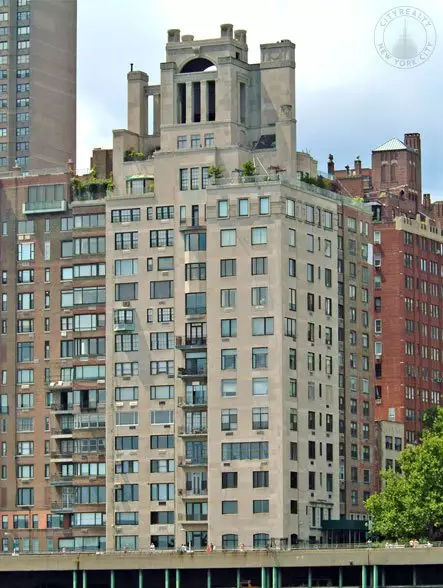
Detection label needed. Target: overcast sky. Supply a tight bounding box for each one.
[77,0,443,199]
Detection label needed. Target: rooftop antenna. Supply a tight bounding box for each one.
[130,63,134,72]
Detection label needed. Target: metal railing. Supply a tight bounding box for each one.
[0,542,440,556]
[176,336,207,347]
[208,174,368,212]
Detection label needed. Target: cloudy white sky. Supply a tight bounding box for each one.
[77,0,443,198]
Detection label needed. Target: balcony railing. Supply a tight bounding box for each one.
[176,336,207,349]
[179,457,208,467]
[183,394,207,407]
[185,307,206,316]
[178,367,207,378]
[23,200,67,214]
[178,426,208,436]
[51,428,73,436]
[51,501,75,512]
[113,322,135,332]
[50,403,74,412]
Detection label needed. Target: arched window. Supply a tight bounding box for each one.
[381,163,388,183]
[222,534,238,550]
[390,163,397,181]
[180,58,215,73]
[253,533,270,548]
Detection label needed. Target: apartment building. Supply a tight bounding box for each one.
[373,215,443,446]
[337,204,375,529]
[0,0,77,170]
[0,166,106,552]
[104,26,374,552]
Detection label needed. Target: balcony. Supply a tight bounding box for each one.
[113,321,135,332]
[185,307,206,316]
[182,489,208,499]
[51,428,73,437]
[51,451,73,460]
[23,200,67,214]
[50,403,74,414]
[180,394,208,408]
[179,221,206,232]
[178,426,208,437]
[51,501,75,513]
[176,336,207,350]
[50,475,73,486]
[177,366,207,379]
[179,457,208,467]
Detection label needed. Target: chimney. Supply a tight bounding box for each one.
[354,156,362,175]
[167,29,180,43]
[234,29,247,44]
[345,165,350,177]
[220,24,234,38]
[423,193,431,210]
[327,154,335,176]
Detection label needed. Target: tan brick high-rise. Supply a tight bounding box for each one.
[105,26,373,551]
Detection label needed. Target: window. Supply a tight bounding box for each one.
[220,259,236,277]
[115,334,139,353]
[222,501,238,515]
[61,241,73,258]
[115,232,138,250]
[251,378,269,398]
[220,289,236,308]
[16,488,34,507]
[252,317,274,336]
[251,227,268,245]
[185,262,206,281]
[115,412,139,426]
[253,471,269,488]
[17,342,33,362]
[115,283,138,301]
[285,317,297,338]
[252,407,268,429]
[114,259,138,277]
[150,332,174,350]
[222,442,268,461]
[259,197,270,215]
[252,347,268,369]
[115,362,139,377]
[150,483,174,501]
[150,460,174,474]
[16,370,33,385]
[221,319,237,338]
[220,229,236,247]
[222,472,237,489]
[221,349,237,370]
[115,484,139,502]
[221,409,237,431]
[221,379,237,398]
[185,292,206,315]
[150,386,174,400]
[253,499,269,514]
[150,280,173,299]
[150,435,174,449]
[251,286,268,306]
[17,292,34,310]
[238,199,249,216]
[217,200,229,218]
[150,229,174,247]
[251,257,267,275]
[288,258,296,277]
[17,242,34,261]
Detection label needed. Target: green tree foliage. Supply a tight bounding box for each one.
[366,409,443,540]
